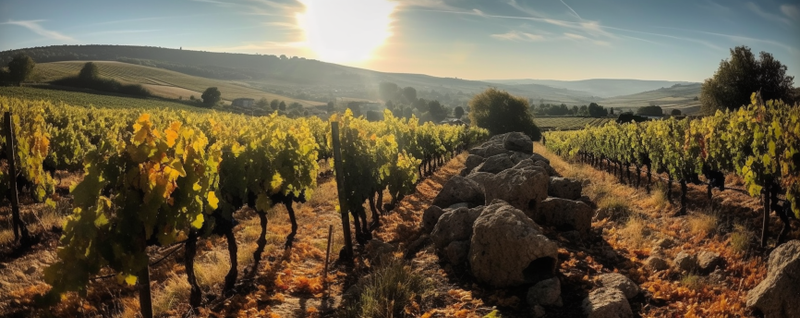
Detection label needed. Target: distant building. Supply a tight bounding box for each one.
[232,98,255,107]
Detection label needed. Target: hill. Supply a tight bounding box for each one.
[488,78,698,98]
[599,83,702,114]
[1,45,598,105]
[33,61,321,107]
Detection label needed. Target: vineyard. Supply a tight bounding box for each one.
[545,93,800,246]
[0,95,488,317]
[534,117,614,131]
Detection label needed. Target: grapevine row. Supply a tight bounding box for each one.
[0,95,488,316]
[544,93,800,247]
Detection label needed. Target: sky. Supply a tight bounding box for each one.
[0,0,798,82]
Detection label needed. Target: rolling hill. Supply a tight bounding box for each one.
[1,45,704,112]
[33,61,322,106]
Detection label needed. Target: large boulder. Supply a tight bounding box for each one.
[430,206,483,252]
[461,154,485,176]
[465,172,494,189]
[548,177,583,200]
[747,240,800,318]
[476,154,515,174]
[531,153,551,165]
[645,256,670,271]
[527,277,563,307]
[469,201,558,288]
[431,176,485,209]
[533,160,557,177]
[509,151,533,165]
[533,197,593,233]
[421,205,444,234]
[444,240,470,265]
[483,168,549,213]
[503,132,533,154]
[469,143,506,158]
[597,273,640,299]
[582,287,633,318]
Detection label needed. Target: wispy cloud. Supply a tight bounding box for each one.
[491,30,545,42]
[781,4,800,20]
[697,0,732,14]
[746,2,791,25]
[605,25,722,51]
[557,0,583,20]
[2,20,76,42]
[655,26,797,54]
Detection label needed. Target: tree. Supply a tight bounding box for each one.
[402,87,417,104]
[414,98,428,113]
[78,62,99,81]
[588,103,608,117]
[454,106,465,119]
[201,87,221,107]
[257,97,269,109]
[701,46,794,114]
[428,100,448,122]
[7,53,35,86]
[636,105,663,116]
[468,88,540,140]
[327,101,335,112]
[271,99,279,110]
[278,101,286,111]
[670,109,682,116]
[379,82,400,102]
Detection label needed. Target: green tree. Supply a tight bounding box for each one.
[379,82,400,102]
[588,102,608,117]
[636,105,663,116]
[454,106,465,119]
[402,87,417,104]
[670,109,682,116]
[201,87,221,107]
[428,100,448,122]
[327,101,335,112]
[7,53,35,86]
[278,101,286,111]
[468,88,540,140]
[701,46,794,114]
[78,62,100,81]
[256,97,269,109]
[271,99,279,110]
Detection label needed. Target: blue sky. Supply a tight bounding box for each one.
[0,0,798,82]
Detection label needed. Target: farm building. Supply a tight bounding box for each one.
[232,98,255,107]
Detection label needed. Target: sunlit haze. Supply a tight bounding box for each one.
[297,0,396,63]
[0,0,798,81]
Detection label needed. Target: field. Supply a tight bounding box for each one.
[0,86,207,110]
[34,61,323,107]
[534,116,614,131]
[600,84,702,115]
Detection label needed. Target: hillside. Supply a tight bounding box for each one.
[599,83,702,114]
[1,45,598,105]
[33,61,322,107]
[489,79,698,98]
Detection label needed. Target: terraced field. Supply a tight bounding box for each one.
[35,61,322,107]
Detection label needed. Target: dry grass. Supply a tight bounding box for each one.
[729,224,751,254]
[338,260,432,318]
[195,250,230,290]
[688,212,718,238]
[619,215,651,248]
[644,184,671,211]
[152,272,191,316]
[113,298,140,318]
[680,273,703,290]
[0,229,14,245]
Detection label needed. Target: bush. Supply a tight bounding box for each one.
[468,88,541,140]
[201,87,221,107]
[636,105,663,116]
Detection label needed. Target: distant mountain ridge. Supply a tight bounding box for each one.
[486,79,699,98]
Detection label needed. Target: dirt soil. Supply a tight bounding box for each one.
[0,143,787,317]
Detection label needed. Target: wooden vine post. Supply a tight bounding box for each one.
[330,121,354,262]
[3,112,31,246]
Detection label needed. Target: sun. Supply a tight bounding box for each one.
[297,0,397,63]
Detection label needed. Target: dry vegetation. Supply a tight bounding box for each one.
[0,141,788,317]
